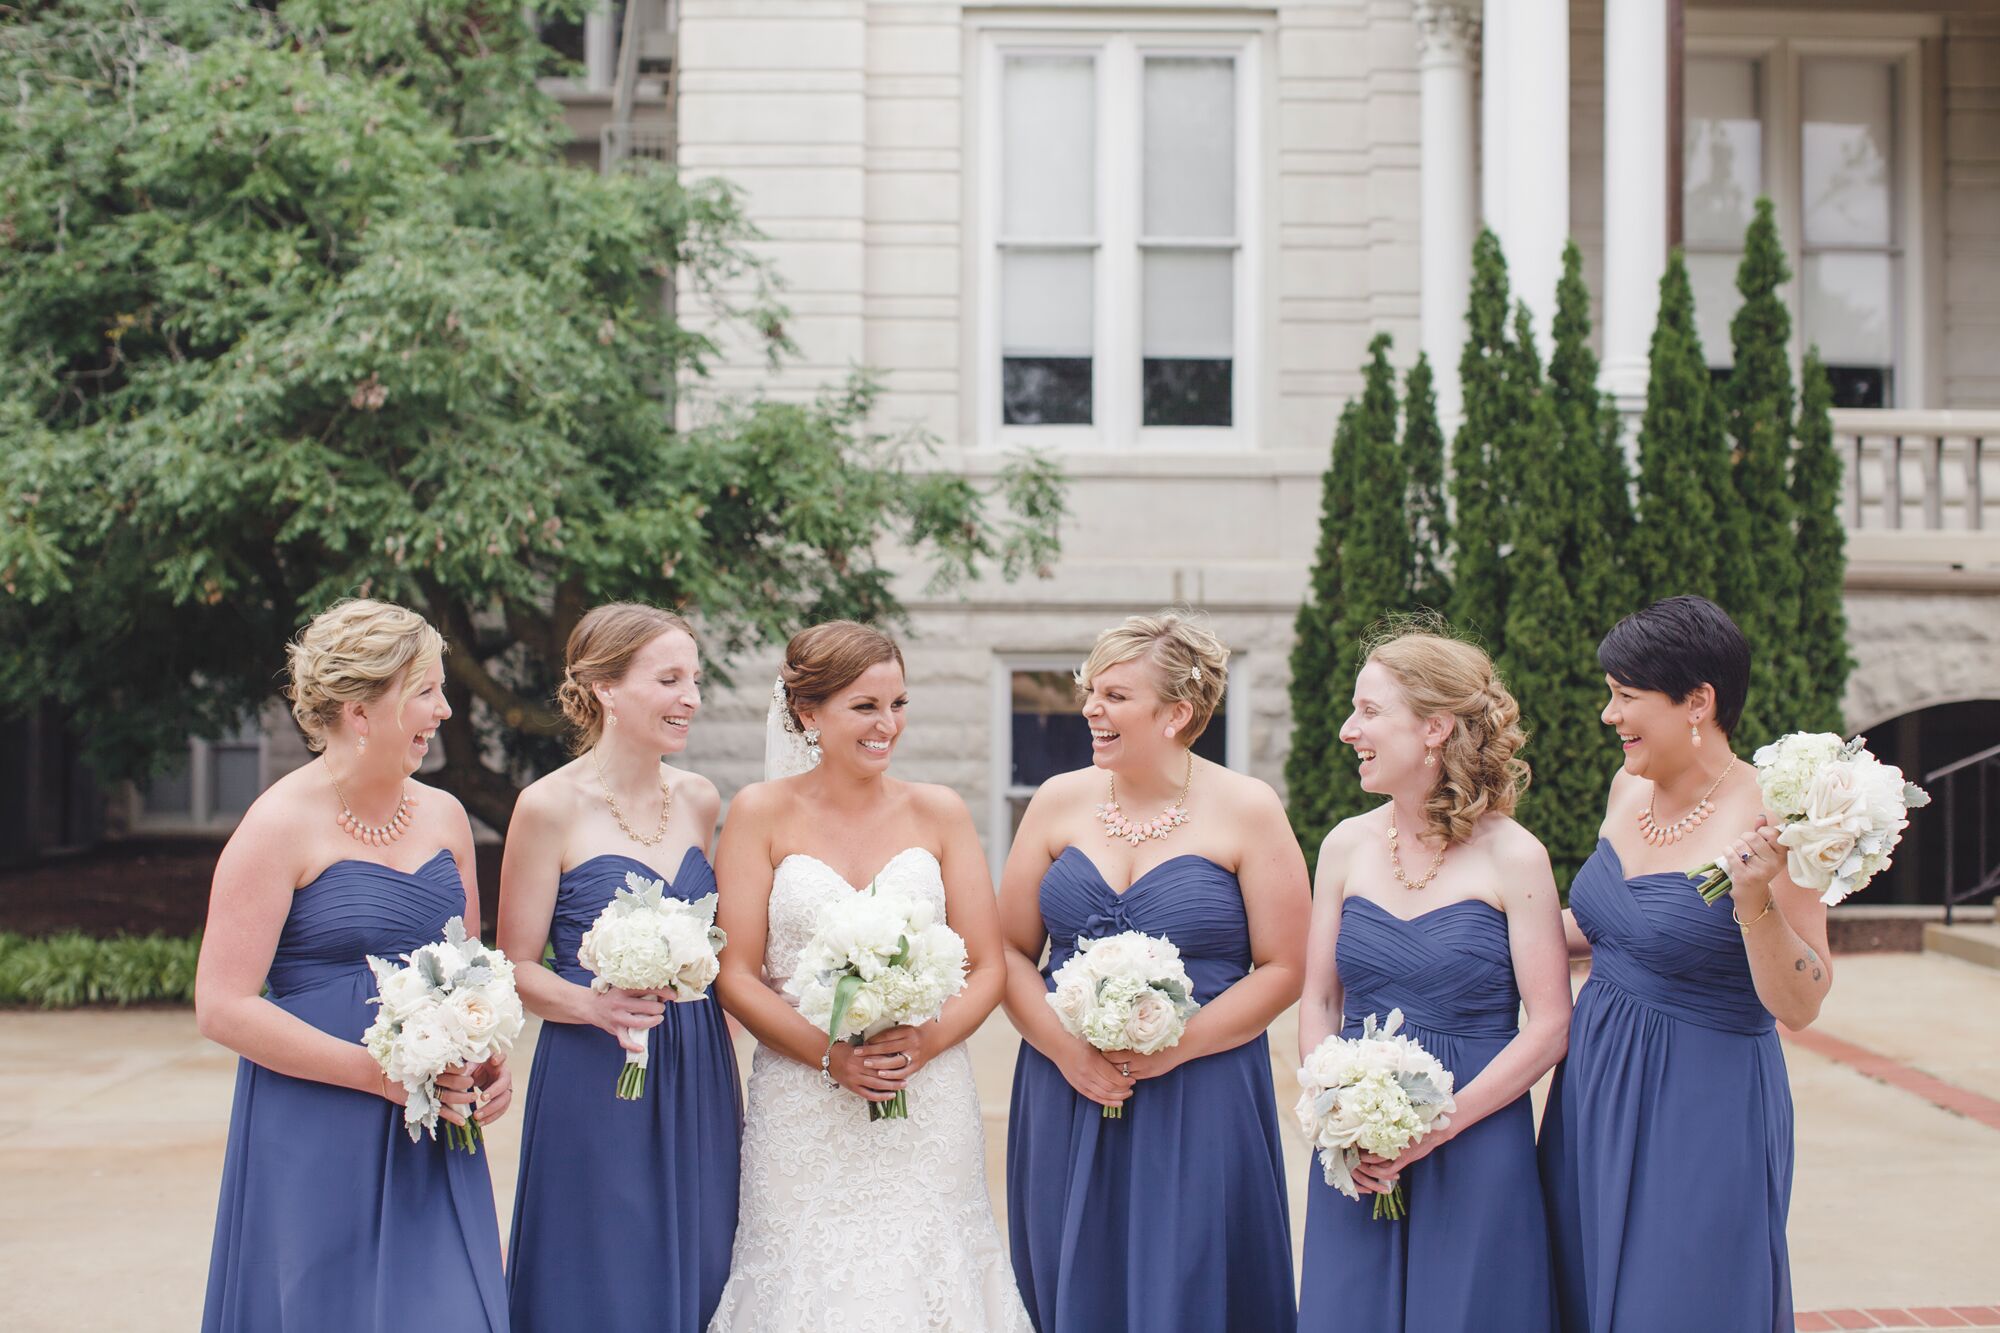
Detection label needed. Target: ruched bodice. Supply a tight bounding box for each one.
[1540,839,1794,1331]
[762,846,946,992]
[1570,838,1773,1035]
[548,847,714,985]
[1038,848,1251,1004]
[1337,897,1520,1039]
[509,843,740,1333]
[266,848,463,1011]
[204,846,505,1333]
[1009,844,1295,1332]
[1299,889,1554,1332]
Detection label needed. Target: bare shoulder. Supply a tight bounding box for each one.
[1477,814,1554,877]
[721,776,790,828]
[903,779,975,830]
[669,766,723,819]
[219,766,321,870]
[408,776,469,824]
[1037,766,1103,803]
[1204,761,1286,820]
[1319,804,1384,860]
[511,763,585,825]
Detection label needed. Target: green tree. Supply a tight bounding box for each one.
[0,0,1063,833]
[1791,349,1852,734]
[1549,240,1635,634]
[1629,253,1728,606]
[1724,199,1804,748]
[1449,230,1517,655]
[1286,402,1362,853]
[1402,353,1452,613]
[1336,335,1414,659]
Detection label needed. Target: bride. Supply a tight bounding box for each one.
[708,621,1032,1331]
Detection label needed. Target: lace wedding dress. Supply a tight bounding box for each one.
[707,847,1032,1332]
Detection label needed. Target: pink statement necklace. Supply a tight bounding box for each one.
[1637,759,1737,847]
[1096,754,1193,847]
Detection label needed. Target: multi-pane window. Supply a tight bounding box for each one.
[1683,44,1911,408]
[137,723,265,829]
[987,34,1254,444]
[1000,56,1098,426]
[1001,666,1230,842]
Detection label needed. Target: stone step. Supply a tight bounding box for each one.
[1923,921,2000,971]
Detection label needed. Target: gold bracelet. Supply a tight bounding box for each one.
[1732,897,1775,930]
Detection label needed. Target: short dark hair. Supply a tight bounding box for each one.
[1597,595,1751,736]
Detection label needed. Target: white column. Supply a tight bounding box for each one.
[1483,0,1569,355]
[1415,1,1480,425]
[1600,0,1669,414]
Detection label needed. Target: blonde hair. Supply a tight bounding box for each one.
[779,621,905,730]
[285,599,445,753]
[557,603,699,754]
[1079,610,1229,746]
[1365,626,1529,846]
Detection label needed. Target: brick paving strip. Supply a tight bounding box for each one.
[1782,1025,2000,1330]
[1795,1309,2000,1329]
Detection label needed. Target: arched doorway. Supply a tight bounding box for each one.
[1855,698,2000,908]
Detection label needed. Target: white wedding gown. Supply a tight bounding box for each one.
[707,847,1032,1332]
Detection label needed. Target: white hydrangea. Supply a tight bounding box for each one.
[1752,731,1847,817]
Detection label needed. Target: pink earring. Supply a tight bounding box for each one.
[357,733,368,755]
[1165,726,1177,739]
[1423,748,1437,767]
[1690,720,1702,747]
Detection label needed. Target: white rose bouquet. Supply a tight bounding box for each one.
[576,871,729,1099]
[1044,930,1199,1120]
[362,917,526,1152]
[784,882,969,1121]
[1295,1009,1457,1221]
[1688,732,1931,905]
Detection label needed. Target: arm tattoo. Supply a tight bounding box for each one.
[1794,946,1824,983]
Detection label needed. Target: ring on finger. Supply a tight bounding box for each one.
[1739,851,1751,864]
[1119,1062,1131,1077]
[900,1052,912,1068]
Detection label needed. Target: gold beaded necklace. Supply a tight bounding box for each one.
[592,750,674,847]
[1386,809,1449,891]
[1637,759,1736,847]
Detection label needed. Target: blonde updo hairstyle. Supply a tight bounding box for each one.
[285,599,446,753]
[1365,626,1530,846]
[557,602,699,754]
[1078,611,1230,747]
[778,620,906,731]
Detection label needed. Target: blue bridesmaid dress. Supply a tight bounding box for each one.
[1539,839,1794,1333]
[1006,848,1295,1333]
[1296,896,1556,1332]
[202,850,507,1332]
[506,848,741,1333]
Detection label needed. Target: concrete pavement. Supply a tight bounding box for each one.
[3,951,1996,1330]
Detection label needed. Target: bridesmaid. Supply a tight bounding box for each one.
[1295,629,1568,1331]
[498,603,739,1332]
[1001,611,1309,1332]
[1540,595,1829,1332]
[197,599,510,1332]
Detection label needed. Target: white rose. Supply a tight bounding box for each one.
[1123,989,1180,1054]
[841,985,886,1037]
[1047,981,1092,1033]
[448,988,502,1054]
[374,967,431,1020]
[1781,764,1869,890]
[392,1014,456,1080]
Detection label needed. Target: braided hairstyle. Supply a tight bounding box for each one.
[557,603,698,754]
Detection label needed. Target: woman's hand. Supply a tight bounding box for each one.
[1057,1041,1136,1110]
[1353,1123,1455,1194]
[858,1024,933,1080]
[1098,1046,1183,1082]
[827,1040,905,1104]
[434,1063,478,1126]
[584,986,666,1052]
[471,1052,514,1126]
[1724,816,1786,911]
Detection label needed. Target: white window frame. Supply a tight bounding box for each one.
[973,22,1265,452]
[1686,13,1935,407]
[987,652,1249,876]
[128,730,271,833]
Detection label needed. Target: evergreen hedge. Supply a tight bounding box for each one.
[0,932,201,1007]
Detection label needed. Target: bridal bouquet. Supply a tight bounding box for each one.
[1045,930,1199,1119]
[1688,732,1932,905]
[785,884,969,1121]
[1295,1009,1457,1221]
[577,871,729,1099]
[363,917,526,1153]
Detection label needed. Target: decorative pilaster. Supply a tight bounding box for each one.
[1601,0,1670,417]
[1414,0,1480,424]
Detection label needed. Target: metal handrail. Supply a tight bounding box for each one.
[1927,742,2000,926]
